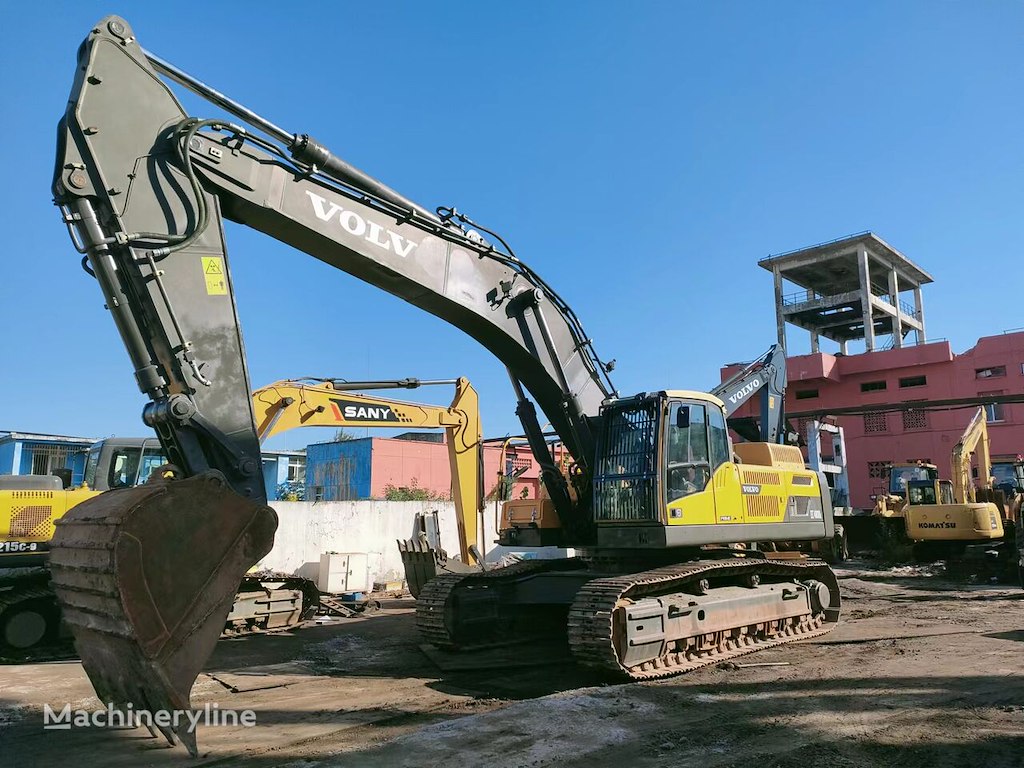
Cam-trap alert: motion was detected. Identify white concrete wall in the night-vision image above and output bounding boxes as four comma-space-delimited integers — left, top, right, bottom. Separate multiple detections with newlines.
260, 500, 474, 587
260, 499, 569, 590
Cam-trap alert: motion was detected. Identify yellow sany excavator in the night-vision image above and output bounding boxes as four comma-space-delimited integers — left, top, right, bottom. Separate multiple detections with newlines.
48, 18, 840, 754
0, 377, 482, 651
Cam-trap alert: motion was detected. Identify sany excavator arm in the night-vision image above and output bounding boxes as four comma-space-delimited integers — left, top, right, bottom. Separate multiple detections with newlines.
252, 377, 483, 564
50, 18, 615, 751
712, 344, 788, 443
951, 407, 992, 505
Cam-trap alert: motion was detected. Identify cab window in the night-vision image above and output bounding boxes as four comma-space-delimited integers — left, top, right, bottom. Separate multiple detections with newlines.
909, 483, 936, 505
939, 481, 954, 505
107, 448, 142, 489
708, 406, 730, 470
666, 403, 710, 503
83, 445, 101, 488
138, 447, 168, 484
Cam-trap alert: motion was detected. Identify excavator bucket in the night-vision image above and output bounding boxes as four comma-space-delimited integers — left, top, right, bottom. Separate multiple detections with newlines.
397, 535, 479, 598
49, 473, 277, 756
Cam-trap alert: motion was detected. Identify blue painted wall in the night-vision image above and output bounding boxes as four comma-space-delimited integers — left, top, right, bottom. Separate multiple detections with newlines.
305, 439, 372, 500
0, 440, 15, 474
260, 455, 290, 500
67, 451, 87, 486
6, 438, 91, 485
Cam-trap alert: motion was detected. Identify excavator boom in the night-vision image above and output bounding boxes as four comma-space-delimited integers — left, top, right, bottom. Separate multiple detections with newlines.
51, 18, 613, 747
713, 344, 788, 443
951, 407, 992, 504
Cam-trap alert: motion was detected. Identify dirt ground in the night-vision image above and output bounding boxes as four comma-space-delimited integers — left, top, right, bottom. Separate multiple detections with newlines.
1, 560, 1023, 768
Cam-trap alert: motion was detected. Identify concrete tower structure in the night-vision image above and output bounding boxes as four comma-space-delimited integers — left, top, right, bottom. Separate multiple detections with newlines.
760, 232, 932, 354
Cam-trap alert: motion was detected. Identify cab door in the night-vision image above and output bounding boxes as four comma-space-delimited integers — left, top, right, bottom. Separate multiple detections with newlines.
707, 405, 745, 525
665, 401, 740, 525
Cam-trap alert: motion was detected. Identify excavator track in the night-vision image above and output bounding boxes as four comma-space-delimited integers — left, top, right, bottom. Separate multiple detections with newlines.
416, 557, 587, 649
567, 558, 840, 680
417, 555, 839, 680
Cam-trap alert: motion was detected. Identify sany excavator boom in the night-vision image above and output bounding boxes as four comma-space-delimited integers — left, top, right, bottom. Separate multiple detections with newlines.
51, 18, 840, 754
253, 376, 484, 574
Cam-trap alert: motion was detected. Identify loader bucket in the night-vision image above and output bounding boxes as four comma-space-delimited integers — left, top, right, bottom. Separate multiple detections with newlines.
49, 473, 277, 756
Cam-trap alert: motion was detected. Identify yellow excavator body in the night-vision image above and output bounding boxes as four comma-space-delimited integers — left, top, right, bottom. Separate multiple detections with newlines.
0, 484, 98, 565
904, 503, 1003, 541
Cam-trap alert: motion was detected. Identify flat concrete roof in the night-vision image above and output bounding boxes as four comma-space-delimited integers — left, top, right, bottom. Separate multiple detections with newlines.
759, 232, 934, 294
0, 431, 97, 445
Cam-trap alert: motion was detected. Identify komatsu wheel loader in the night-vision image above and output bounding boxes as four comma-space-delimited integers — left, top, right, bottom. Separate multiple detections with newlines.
50, 17, 840, 754
0, 377, 482, 651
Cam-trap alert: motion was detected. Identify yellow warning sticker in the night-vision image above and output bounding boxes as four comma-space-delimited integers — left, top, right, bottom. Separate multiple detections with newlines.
201, 256, 227, 295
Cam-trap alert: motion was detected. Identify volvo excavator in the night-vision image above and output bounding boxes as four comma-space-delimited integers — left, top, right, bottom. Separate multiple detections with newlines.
0, 377, 482, 651
50, 17, 840, 753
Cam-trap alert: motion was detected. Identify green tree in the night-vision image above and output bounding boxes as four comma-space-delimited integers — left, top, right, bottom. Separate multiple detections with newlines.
383, 478, 449, 501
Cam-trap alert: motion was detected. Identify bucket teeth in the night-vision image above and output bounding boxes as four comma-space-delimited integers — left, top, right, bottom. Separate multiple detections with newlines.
49, 473, 277, 756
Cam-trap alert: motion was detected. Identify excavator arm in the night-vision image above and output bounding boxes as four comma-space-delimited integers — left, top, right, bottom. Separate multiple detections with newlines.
50, 17, 615, 750
253, 377, 483, 563
951, 407, 992, 505
712, 344, 788, 443
55, 18, 614, 525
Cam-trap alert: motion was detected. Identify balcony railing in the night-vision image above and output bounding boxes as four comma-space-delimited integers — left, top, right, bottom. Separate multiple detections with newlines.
879, 294, 918, 317
783, 290, 918, 318
782, 290, 826, 306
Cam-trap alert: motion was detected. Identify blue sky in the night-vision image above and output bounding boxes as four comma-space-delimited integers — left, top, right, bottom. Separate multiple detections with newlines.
1, 3, 1021, 450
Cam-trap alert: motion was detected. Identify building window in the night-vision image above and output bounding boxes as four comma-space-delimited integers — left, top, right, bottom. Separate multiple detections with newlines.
976, 366, 1006, 379
795, 389, 819, 400
860, 380, 887, 392
863, 413, 888, 433
287, 457, 306, 483
899, 375, 927, 388
28, 444, 70, 476
980, 391, 1005, 423
902, 409, 928, 431
868, 461, 891, 479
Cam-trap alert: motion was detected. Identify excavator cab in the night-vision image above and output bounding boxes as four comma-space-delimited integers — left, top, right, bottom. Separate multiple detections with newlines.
83, 438, 167, 491
593, 392, 834, 549
889, 464, 939, 497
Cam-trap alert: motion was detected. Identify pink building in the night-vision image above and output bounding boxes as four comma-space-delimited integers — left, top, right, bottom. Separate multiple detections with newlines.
724, 332, 1024, 509
306, 434, 551, 503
